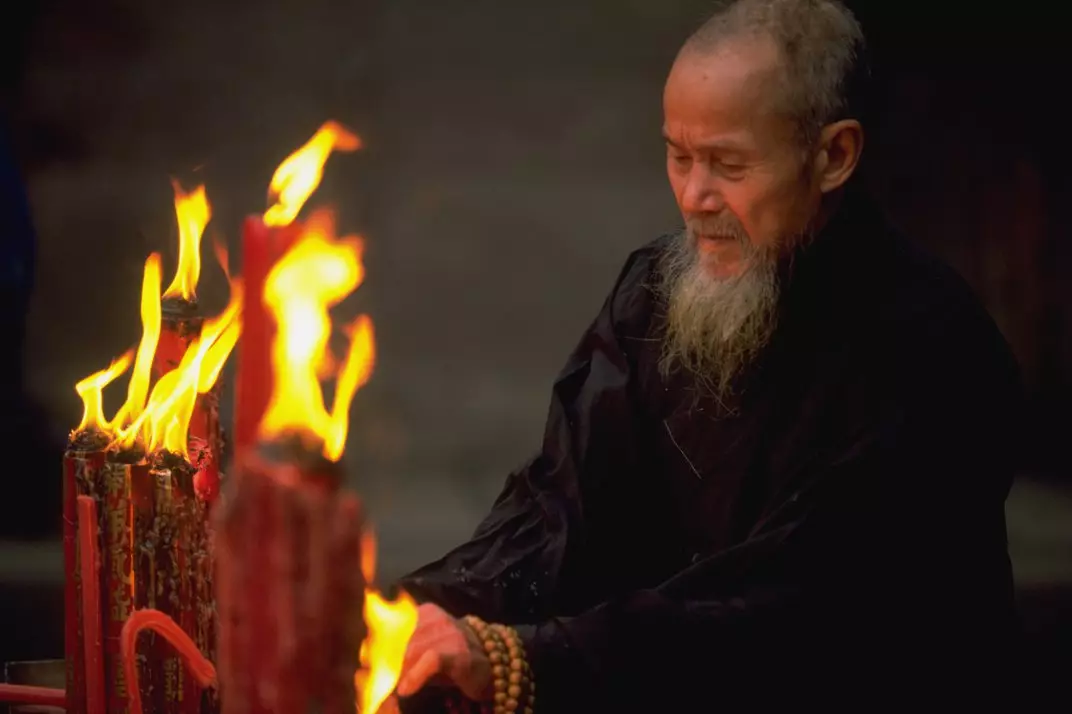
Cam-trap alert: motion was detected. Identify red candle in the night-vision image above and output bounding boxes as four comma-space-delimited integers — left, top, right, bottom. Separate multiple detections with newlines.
153, 300, 200, 379
0, 684, 68, 707
154, 300, 225, 464
99, 457, 144, 714
77, 494, 105, 714
235, 120, 359, 455
190, 436, 219, 504
234, 217, 299, 453
188, 435, 219, 689
63, 430, 109, 714
213, 442, 366, 714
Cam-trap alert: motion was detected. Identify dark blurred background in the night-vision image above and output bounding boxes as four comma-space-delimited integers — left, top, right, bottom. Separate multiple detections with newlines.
0, 0, 1069, 702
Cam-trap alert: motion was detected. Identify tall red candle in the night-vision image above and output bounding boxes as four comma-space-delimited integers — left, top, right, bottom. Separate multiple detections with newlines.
213, 440, 366, 714
63, 429, 110, 714
234, 217, 299, 454
77, 494, 105, 714
155, 298, 224, 462
99, 455, 144, 714
235, 120, 360, 454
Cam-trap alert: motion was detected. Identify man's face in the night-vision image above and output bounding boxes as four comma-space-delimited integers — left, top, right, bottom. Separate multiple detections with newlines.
662, 37, 821, 281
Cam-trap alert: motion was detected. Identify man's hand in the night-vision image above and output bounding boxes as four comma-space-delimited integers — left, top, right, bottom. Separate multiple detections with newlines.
396, 602, 493, 702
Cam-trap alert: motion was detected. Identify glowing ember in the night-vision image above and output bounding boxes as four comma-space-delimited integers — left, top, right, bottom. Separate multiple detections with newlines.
162, 182, 212, 301
257, 208, 375, 461
74, 350, 134, 435
263, 120, 360, 228
355, 530, 418, 714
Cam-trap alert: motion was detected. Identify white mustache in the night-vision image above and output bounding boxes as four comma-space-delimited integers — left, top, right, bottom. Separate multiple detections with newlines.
685, 215, 749, 243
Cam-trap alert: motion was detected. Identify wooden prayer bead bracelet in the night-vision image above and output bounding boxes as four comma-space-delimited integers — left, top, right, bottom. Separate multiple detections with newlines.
443, 615, 536, 714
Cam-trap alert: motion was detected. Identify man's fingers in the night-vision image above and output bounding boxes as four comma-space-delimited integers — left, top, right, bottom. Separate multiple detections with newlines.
401, 621, 455, 672
374, 694, 402, 714
396, 648, 442, 697
401, 627, 432, 672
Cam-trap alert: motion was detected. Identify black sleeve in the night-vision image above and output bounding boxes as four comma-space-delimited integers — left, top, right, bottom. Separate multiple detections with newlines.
395, 246, 657, 624
515, 302, 1025, 712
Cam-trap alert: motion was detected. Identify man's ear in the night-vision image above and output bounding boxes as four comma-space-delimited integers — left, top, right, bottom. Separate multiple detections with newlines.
813, 119, 863, 193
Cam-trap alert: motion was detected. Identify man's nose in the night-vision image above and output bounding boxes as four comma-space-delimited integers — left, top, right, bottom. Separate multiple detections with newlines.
680, 165, 724, 214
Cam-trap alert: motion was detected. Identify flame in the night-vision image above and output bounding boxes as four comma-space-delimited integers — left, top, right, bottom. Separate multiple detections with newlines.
359, 521, 376, 585
327, 315, 375, 460
75, 350, 135, 434
213, 238, 231, 280
162, 182, 212, 301
263, 121, 361, 228
115, 276, 243, 458
257, 208, 375, 461
355, 529, 418, 714
112, 253, 163, 429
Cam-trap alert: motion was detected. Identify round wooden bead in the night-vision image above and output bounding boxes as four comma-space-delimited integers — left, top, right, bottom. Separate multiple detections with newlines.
495, 678, 506, 692
505, 699, 517, 712
493, 664, 505, 678
509, 658, 522, 671
494, 691, 506, 704
484, 639, 498, 653
508, 671, 521, 684
507, 685, 521, 699
489, 651, 503, 664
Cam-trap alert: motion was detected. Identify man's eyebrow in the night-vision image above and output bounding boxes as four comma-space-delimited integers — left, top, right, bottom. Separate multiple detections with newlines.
662, 131, 746, 154
662, 130, 682, 148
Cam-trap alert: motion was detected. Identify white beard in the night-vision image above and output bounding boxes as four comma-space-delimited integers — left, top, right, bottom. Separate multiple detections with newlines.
656, 226, 782, 406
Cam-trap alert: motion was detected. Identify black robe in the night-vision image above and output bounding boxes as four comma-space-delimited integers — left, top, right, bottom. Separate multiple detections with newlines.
396, 188, 1024, 711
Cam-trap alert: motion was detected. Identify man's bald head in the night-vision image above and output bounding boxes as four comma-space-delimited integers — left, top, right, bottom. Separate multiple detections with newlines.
679, 0, 868, 150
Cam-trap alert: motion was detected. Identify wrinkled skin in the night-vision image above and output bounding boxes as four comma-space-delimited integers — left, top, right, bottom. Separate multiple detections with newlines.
396, 603, 492, 702
664, 36, 861, 278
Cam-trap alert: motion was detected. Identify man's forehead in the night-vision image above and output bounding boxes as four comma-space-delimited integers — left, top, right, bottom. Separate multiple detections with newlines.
665, 37, 783, 114
664, 37, 788, 150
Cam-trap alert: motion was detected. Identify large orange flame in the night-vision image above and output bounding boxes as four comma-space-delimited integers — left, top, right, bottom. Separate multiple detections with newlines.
114, 275, 243, 458
74, 350, 135, 435
162, 182, 212, 301
355, 529, 418, 714
263, 121, 361, 228
112, 253, 163, 429
257, 209, 375, 461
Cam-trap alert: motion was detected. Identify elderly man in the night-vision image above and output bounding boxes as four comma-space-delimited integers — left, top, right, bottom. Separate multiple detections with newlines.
393, 0, 1023, 710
